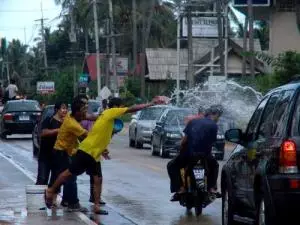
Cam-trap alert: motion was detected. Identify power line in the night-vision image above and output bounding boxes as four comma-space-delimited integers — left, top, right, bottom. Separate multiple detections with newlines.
0, 8, 58, 13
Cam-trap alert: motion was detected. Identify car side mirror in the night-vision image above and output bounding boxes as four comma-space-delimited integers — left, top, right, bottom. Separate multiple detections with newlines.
225, 129, 243, 144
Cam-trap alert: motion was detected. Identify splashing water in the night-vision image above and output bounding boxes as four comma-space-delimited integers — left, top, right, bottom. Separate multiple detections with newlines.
171, 80, 263, 131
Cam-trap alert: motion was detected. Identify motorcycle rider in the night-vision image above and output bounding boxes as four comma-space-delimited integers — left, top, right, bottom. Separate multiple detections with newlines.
167, 105, 223, 201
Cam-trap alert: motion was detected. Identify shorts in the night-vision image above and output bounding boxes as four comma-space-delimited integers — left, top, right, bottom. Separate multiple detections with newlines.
69, 150, 99, 176
86, 161, 102, 177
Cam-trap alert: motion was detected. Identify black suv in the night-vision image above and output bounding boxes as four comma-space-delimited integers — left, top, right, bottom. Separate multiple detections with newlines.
221, 82, 300, 225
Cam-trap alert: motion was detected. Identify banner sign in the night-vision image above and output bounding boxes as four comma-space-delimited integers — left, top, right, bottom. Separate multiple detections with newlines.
181, 17, 222, 38
37, 81, 55, 94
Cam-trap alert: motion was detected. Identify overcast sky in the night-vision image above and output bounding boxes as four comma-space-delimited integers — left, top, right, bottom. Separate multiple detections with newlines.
0, 0, 61, 45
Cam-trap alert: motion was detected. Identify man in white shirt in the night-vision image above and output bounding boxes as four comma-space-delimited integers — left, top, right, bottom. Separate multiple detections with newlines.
6, 79, 18, 100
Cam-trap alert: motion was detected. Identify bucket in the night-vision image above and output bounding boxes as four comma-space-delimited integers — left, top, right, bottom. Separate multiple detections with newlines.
25, 185, 47, 212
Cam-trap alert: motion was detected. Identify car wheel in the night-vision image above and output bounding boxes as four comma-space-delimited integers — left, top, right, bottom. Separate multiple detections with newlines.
129, 139, 135, 148
134, 130, 143, 149
159, 141, 168, 158
222, 184, 234, 225
33, 141, 39, 158
1, 132, 7, 140
151, 139, 157, 156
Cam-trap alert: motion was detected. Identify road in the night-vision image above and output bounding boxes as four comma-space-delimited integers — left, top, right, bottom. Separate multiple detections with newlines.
0, 133, 235, 225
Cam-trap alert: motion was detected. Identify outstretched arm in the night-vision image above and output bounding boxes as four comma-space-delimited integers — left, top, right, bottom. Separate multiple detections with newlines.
126, 102, 155, 114
125, 96, 165, 114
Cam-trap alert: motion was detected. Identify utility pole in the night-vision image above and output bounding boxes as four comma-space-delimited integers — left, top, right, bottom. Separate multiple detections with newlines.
35, 2, 48, 76
187, 2, 194, 88
248, 0, 255, 77
109, 0, 118, 97
224, 2, 229, 78
176, 4, 181, 105
105, 18, 110, 87
132, 0, 137, 75
93, 0, 101, 98
216, 0, 224, 75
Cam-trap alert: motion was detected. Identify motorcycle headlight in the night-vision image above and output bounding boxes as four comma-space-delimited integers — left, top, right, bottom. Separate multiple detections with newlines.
166, 133, 181, 138
217, 134, 224, 139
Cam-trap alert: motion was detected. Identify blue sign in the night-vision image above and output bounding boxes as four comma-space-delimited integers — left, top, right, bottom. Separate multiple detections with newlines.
234, 0, 270, 6
78, 73, 89, 87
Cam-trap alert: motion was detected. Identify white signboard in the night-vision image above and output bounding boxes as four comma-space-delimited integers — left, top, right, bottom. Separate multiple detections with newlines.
109, 57, 128, 74
182, 17, 221, 38
100, 86, 112, 100
37, 81, 55, 94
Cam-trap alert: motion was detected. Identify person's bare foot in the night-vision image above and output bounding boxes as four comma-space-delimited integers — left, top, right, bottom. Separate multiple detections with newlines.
44, 189, 54, 208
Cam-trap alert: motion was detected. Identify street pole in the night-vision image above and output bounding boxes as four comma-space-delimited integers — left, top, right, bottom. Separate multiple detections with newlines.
40, 2, 48, 77
105, 18, 110, 87
132, 0, 137, 75
93, 0, 101, 98
176, 5, 181, 106
248, 0, 255, 78
224, 3, 229, 78
187, 3, 194, 88
109, 0, 118, 97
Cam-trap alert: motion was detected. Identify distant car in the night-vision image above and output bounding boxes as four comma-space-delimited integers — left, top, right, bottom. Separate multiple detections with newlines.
0, 100, 41, 139
128, 105, 169, 149
32, 100, 100, 157
151, 107, 196, 158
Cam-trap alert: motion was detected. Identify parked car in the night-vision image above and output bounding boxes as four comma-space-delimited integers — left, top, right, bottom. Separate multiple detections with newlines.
128, 105, 169, 148
0, 100, 41, 139
151, 107, 196, 158
32, 100, 99, 157
221, 82, 300, 225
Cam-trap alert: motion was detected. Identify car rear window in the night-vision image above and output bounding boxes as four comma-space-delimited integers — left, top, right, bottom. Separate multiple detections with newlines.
165, 109, 194, 126
6, 101, 41, 112
139, 107, 165, 120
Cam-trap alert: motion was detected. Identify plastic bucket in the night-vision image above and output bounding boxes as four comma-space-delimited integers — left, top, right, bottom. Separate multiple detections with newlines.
25, 185, 47, 212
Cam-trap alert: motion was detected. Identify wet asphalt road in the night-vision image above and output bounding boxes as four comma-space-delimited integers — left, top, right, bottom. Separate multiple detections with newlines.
0, 133, 235, 225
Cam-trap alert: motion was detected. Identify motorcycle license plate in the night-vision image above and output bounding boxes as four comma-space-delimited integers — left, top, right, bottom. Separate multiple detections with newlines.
193, 168, 205, 180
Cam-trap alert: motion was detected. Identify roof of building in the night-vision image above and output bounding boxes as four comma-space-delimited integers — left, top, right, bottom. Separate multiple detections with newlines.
146, 38, 263, 80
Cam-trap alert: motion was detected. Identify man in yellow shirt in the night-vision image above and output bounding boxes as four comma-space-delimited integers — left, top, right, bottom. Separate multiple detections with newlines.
45, 96, 165, 214
49, 95, 89, 211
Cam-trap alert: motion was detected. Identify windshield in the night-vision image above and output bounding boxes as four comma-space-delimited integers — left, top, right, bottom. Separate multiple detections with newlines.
139, 107, 165, 120
6, 101, 41, 112
165, 109, 193, 126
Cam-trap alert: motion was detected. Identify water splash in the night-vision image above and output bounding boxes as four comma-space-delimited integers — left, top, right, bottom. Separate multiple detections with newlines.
171, 80, 263, 131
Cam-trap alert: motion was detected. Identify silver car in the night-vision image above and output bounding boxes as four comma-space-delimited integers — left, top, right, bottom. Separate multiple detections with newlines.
129, 105, 169, 149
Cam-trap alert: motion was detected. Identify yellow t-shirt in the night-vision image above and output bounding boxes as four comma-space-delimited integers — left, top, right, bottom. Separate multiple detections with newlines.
54, 113, 87, 156
79, 107, 128, 161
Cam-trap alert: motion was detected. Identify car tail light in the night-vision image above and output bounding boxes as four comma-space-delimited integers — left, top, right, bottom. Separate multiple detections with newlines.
279, 140, 298, 173
3, 113, 13, 121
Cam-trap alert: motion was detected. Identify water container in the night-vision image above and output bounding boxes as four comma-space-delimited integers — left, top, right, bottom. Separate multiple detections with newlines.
25, 185, 47, 212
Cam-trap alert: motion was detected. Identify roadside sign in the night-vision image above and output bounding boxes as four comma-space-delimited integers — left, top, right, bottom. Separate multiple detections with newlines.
78, 73, 89, 87
100, 86, 112, 99
37, 81, 55, 94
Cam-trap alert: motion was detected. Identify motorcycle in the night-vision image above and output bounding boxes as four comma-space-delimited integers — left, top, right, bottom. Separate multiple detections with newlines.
178, 156, 216, 216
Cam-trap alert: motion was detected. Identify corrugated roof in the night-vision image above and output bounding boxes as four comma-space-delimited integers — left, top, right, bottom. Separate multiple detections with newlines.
146, 38, 263, 80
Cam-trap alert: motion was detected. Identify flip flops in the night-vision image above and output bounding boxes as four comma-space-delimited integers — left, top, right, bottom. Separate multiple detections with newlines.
94, 209, 109, 215
44, 190, 53, 209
